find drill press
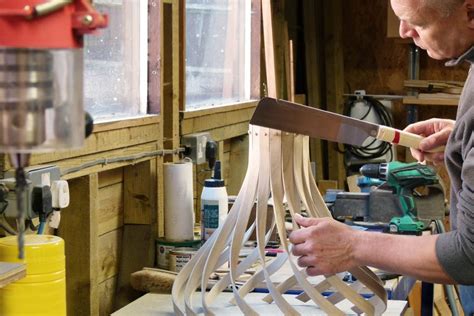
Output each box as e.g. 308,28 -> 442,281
0,0 -> 107,258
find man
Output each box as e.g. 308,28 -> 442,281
289,0 -> 474,313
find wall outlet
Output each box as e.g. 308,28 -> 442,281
1,165 -> 61,219
181,132 -> 212,165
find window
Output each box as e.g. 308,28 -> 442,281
84,0 -> 148,121
185,0 -> 255,110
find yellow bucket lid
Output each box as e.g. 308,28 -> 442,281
0,235 -> 65,275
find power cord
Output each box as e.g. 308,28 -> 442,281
343,95 -> 394,161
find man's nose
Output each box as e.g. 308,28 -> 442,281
399,20 -> 417,38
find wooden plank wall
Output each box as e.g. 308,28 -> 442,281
179,0 -> 261,220
97,168 -> 124,316
43,115 -> 163,316
181,103 -> 256,219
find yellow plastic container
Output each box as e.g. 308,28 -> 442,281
0,235 -> 66,316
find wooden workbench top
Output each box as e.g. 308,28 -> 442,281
113,292 -> 407,315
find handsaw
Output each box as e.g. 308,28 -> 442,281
250,97 -> 443,152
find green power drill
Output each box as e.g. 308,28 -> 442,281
360,161 -> 439,235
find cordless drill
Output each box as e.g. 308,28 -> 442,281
360,161 -> 439,235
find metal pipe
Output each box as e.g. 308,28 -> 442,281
34,0 -> 72,17
407,44 -> 420,124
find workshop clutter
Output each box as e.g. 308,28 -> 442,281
156,238 -> 200,270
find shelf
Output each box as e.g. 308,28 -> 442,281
0,262 -> 26,288
403,96 -> 459,106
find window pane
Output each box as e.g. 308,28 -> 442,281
186,0 -> 252,110
84,0 -> 147,121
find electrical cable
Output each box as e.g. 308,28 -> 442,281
343,95 -> 394,162
61,148 -> 185,177
37,221 -> 45,235
0,214 -> 17,235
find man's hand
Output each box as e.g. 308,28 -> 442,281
289,214 -> 359,276
404,118 -> 455,165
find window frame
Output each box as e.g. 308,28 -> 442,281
84,0 -> 150,123
182,0 -> 261,112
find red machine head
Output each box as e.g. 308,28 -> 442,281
0,0 -> 108,49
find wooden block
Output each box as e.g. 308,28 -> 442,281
130,268 -> 177,293
317,180 -> 338,196
408,281 -> 422,316
294,94 -> 306,105
0,262 -> 26,288
346,175 -> 361,193
434,284 -> 452,315
418,93 -> 460,100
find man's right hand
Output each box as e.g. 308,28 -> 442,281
404,118 -> 455,165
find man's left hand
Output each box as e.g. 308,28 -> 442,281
289,214 -> 359,276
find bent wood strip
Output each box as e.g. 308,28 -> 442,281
271,130 -> 346,315
255,128 -> 297,314
171,127 -> 388,315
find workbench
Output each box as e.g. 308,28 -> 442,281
114,249 -> 408,315
113,292 -> 407,315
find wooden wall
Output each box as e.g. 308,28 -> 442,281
0,115 -> 164,316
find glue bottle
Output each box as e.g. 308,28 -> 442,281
201,161 -> 228,243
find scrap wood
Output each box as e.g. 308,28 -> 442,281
130,268 -> 177,294
418,92 -> 461,100
0,262 -> 26,288
404,80 -> 464,95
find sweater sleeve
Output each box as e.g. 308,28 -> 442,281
436,142 -> 474,284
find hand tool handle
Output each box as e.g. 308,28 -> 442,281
376,126 -> 445,153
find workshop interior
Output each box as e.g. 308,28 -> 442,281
0,0 -> 465,315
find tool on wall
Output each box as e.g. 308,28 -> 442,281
0,0 -> 107,258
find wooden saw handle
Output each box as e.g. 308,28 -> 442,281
376,126 -> 445,153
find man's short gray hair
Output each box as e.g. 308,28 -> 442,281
423,0 -> 464,16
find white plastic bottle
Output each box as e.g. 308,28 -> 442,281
201,161 -> 228,242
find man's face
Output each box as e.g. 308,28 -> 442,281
391,0 -> 469,59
